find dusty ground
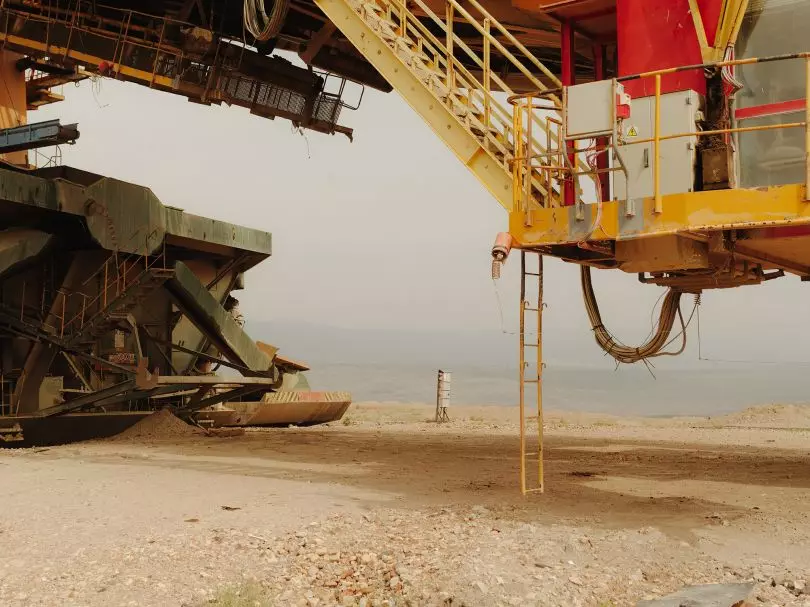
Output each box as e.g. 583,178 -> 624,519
2,403 -> 810,607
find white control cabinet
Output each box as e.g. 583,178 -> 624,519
613,89 -> 702,202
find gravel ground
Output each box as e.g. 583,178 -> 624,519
1,403 -> 810,606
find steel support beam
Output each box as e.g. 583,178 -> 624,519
34,380 -> 137,418
164,262 -> 277,377
0,119 -> 78,154
561,21 -> 576,207
180,385 -> 267,413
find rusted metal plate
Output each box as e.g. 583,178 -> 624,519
197,391 -> 352,427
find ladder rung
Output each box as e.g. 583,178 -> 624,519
523,307 -> 541,312
523,379 -> 541,384
522,343 -> 539,347
524,272 -> 542,276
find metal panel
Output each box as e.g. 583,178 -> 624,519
566,80 -> 614,138
164,208 -> 272,256
615,235 -> 709,273
0,166 -> 272,259
613,90 -> 700,202
510,183 -> 808,247
38,376 -> 63,410
0,229 -> 52,278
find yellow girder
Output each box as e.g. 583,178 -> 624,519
510,184 -> 810,246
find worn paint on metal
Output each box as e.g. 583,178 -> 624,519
511,184 -> 810,246
164,208 -> 272,256
165,261 -> 276,377
0,229 -> 52,278
0,166 -> 272,258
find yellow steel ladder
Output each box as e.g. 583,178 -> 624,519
519,250 -> 544,494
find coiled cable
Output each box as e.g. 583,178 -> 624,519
244,0 -> 289,42
581,266 -> 683,364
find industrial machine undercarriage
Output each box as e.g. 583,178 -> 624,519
0,161 -> 350,445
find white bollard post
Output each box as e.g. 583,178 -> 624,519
435,369 -> 451,423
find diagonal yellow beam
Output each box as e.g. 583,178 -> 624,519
687,0 -> 713,62
712,0 -> 750,60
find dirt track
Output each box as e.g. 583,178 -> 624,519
1,404 -> 809,606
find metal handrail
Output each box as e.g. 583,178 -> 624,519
509,51 -> 810,218
403,0 -> 578,165
363,0 -> 590,205
0,6 -> 187,90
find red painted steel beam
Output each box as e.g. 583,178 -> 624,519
735,99 -> 806,120
562,20 -> 576,206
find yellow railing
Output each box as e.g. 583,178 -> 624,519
631,53 -> 810,213
509,51 -> 810,220
357,0 -> 592,205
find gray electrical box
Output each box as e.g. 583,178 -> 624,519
566,80 -> 616,138
613,90 -> 702,203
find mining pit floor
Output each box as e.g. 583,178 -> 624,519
1,403 -> 809,606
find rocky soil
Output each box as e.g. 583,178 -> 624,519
2,403 -> 810,606
220,507 -> 808,607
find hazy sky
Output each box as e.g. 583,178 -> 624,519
35,75 -> 810,369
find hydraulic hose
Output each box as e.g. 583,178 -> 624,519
581,265 -> 683,364
244,0 -> 290,42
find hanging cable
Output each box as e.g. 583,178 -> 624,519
243,0 -> 289,42
579,141 -> 605,242
581,266 -> 685,364
721,45 -> 743,95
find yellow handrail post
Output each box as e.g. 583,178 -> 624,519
525,96 -> 533,225
654,74 -> 663,214
513,102 -> 523,211
445,2 -> 454,89
483,17 -> 491,135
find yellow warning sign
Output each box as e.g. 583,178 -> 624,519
626,125 -> 639,138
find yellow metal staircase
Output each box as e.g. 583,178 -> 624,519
315,0 -> 571,211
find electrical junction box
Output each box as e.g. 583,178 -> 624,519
613,89 -> 702,203
566,80 -> 618,138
